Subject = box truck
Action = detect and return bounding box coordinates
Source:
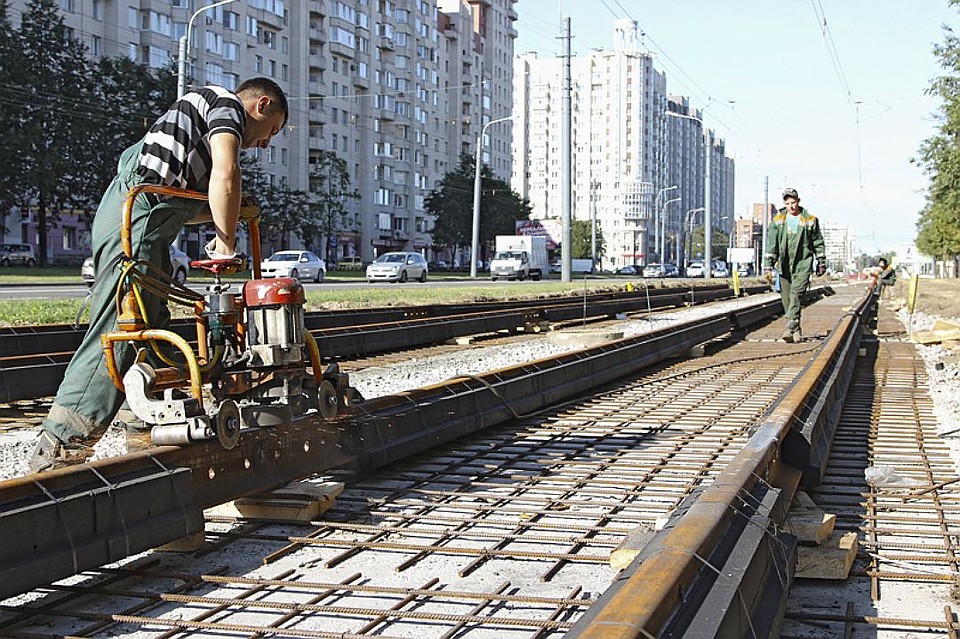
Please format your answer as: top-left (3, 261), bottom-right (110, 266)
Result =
top-left (490, 235), bottom-right (548, 281)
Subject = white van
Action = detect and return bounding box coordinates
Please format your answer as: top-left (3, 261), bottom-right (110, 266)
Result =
top-left (0, 243), bottom-right (36, 267)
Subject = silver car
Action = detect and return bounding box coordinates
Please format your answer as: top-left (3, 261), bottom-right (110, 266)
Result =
top-left (81, 245), bottom-right (190, 286)
top-left (259, 250), bottom-right (326, 282)
top-left (366, 251), bottom-right (428, 283)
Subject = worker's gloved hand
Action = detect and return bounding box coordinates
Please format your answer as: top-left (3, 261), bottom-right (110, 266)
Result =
top-left (763, 266), bottom-right (775, 283)
top-left (816, 263), bottom-right (826, 277)
top-left (204, 238), bottom-right (237, 261)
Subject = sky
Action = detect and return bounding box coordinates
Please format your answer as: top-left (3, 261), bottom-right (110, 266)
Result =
top-left (512, 0), bottom-right (960, 254)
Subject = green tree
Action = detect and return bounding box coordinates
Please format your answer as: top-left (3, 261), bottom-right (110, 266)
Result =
top-left (240, 155), bottom-right (312, 250)
top-left (10, 0), bottom-right (93, 265)
top-left (915, 1), bottom-right (960, 274)
top-left (426, 154), bottom-right (532, 261)
top-left (83, 58), bottom-right (176, 208)
top-left (687, 225), bottom-right (729, 262)
top-left (308, 150), bottom-right (360, 263)
top-left (570, 219), bottom-right (605, 260)
top-left (0, 0), bottom-right (24, 235)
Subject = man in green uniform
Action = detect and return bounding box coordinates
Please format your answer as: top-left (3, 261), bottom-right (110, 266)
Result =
top-left (764, 188), bottom-right (826, 343)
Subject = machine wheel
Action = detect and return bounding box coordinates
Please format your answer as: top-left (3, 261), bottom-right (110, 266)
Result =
top-left (518, 270), bottom-right (526, 281)
top-left (318, 380), bottom-right (338, 420)
top-left (215, 399), bottom-right (241, 449)
top-left (399, 270), bottom-right (408, 283)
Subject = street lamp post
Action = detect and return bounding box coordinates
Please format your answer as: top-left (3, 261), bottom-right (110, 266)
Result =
top-left (654, 185), bottom-right (677, 261)
top-left (660, 196), bottom-right (680, 265)
top-left (665, 110), bottom-right (711, 277)
top-left (682, 207), bottom-right (704, 273)
top-left (178, 0), bottom-right (238, 99)
top-left (470, 115), bottom-right (513, 278)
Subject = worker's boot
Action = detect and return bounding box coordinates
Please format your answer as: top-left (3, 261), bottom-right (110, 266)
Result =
top-left (27, 430), bottom-right (95, 474)
top-left (781, 320), bottom-right (799, 343)
top-left (27, 430), bottom-right (63, 474)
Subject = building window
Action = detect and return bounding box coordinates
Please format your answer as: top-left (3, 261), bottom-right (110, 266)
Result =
top-left (254, 55), bottom-right (263, 72)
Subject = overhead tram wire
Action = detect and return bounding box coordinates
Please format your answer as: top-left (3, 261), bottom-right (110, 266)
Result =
top-left (810, 0), bottom-right (865, 197)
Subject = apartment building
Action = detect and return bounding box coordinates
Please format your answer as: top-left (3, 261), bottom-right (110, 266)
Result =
top-left (7, 0), bottom-right (516, 264)
top-left (512, 20), bottom-right (735, 270)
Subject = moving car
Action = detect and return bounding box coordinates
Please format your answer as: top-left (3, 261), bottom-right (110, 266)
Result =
top-left (260, 250), bottom-right (326, 282)
top-left (366, 251), bottom-right (428, 283)
top-left (664, 263), bottom-right (680, 277)
top-left (616, 265), bottom-right (641, 276)
top-left (0, 243), bottom-right (36, 267)
top-left (81, 245), bottom-right (190, 286)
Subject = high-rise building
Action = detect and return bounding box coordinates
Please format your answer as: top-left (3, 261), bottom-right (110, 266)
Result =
top-left (7, 0), bottom-right (517, 264)
top-left (511, 19), bottom-right (734, 270)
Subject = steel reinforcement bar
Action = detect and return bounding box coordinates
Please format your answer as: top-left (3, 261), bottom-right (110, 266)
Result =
top-left (566, 287), bottom-right (875, 639)
top-left (0, 289), bottom-right (799, 603)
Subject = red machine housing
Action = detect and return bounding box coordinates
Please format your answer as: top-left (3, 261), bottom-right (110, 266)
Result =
top-left (242, 277), bottom-right (306, 367)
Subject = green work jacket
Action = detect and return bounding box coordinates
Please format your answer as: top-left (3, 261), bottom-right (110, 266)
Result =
top-left (764, 206), bottom-right (826, 278)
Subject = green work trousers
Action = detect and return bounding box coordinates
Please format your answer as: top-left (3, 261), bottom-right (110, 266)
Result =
top-left (42, 142), bottom-right (206, 443)
top-left (779, 270), bottom-right (811, 328)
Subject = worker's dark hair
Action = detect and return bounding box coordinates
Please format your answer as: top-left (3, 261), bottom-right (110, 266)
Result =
top-left (236, 77), bottom-right (289, 127)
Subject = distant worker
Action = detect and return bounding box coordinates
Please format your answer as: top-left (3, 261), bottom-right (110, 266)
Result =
top-left (875, 257), bottom-right (896, 297)
top-left (764, 187), bottom-right (827, 343)
top-left (28, 78), bottom-right (289, 473)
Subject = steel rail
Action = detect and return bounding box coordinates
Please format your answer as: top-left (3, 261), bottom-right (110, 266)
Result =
top-left (567, 286), bottom-right (874, 639)
top-left (0, 289), bottom-right (799, 602)
top-left (0, 285), bottom-right (765, 403)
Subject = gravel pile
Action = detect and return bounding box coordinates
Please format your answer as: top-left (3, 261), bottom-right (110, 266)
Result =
top-left (898, 308), bottom-right (960, 444)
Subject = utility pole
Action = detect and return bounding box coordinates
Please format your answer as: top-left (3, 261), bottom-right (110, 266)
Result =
top-left (560, 16), bottom-right (572, 282)
top-left (761, 175), bottom-right (769, 270)
top-left (591, 181), bottom-right (598, 271)
top-left (704, 132), bottom-right (712, 278)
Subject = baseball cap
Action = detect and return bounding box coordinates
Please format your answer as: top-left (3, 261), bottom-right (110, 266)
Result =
top-left (782, 187), bottom-right (799, 200)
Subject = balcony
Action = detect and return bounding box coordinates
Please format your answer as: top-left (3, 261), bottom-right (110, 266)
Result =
top-left (309, 26), bottom-right (325, 42)
top-left (328, 40), bottom-right (354, 59)
top-left (378, 36), bottom-right (395, 50)
top-left (352, 74), bottom-right (369, 89)
top-left (308, 53), bottom-right (326, 70)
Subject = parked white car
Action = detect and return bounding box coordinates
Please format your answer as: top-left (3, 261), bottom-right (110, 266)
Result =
top-left (686, 260), bottom-right (705, 277)
top-left (81, 245), bottom-right (190, 286)
top-left (259, 250), bottom-right (326, 282)
top-left (366, 251), bottom-right (428, 283)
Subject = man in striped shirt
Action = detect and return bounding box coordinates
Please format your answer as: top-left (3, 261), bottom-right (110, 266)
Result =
top-left (28, 78), bottom-right (288, 473)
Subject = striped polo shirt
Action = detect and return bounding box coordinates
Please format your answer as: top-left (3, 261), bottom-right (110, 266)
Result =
top-left (137, 86), bottom-right (246, 190)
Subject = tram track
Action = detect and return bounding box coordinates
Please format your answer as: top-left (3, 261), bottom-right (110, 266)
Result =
top-left (2, 283), bottom-right (950, 637)
top-left (0, 283), bottom-right (760, 403)
top-left (4, 286), bottom-right (840, 636)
